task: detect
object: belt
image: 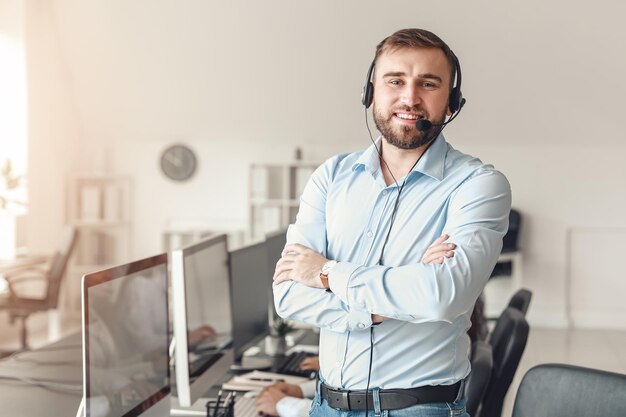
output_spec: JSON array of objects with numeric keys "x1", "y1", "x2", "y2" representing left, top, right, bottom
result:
[{"x1": 320, "y1": 381, "x2": 462, "y2": 411}]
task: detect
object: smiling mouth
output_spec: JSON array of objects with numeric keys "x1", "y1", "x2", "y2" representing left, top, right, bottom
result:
[{"x1": 394, "y1": 112, "x2": 425, "y2": 122}]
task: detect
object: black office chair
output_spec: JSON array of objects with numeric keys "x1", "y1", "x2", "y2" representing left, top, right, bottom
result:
[
  {"x1": 502, "y1": 209, "x2": 521, "y2": 253},
  {"x1": 507, "y1": 288, "x2": 532, "y2": 317},
  {"x1": 465, "y1": 341, "x2": 493, "y2": 417},
  {"x1": 0, "y1": 226, "x2": 78, "y2": 350},
  {"x1": 477, "y1": 307, "x2": 529, "y2": 417},
  {"x1": 512, "y1": 364, "x2": 626, "y2": 417}
]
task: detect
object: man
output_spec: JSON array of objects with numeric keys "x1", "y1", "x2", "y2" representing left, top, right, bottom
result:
[{"x1": 272, "y1": 28, "x2": 511, "y2": 417}]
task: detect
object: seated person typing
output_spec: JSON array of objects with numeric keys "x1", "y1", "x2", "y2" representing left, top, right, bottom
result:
[{"x1": 256, "y1": 357, "x2": 319, "y2": 417}]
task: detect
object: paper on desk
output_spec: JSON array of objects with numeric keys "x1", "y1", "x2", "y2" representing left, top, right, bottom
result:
[{"x1": 222, "y1": 370, "x2": 309, "y2": 391}]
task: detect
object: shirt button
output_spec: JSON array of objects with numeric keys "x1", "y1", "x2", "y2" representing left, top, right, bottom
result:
[
  {"x1": 367, "y1": 231, "x2": 373, "y2": 238},
  {"x1": 382, "y1": 190, "x2": 388, "y2": 196},
  {"x1": 357, "y1": 323, "x2": 366, "y2": 329}
]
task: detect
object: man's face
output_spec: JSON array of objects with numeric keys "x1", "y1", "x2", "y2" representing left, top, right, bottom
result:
[{"x1": 372, "y1": 47, "x2": 452, "y2": 150}]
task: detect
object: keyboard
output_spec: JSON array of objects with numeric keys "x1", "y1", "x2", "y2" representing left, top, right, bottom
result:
[
  {"x1": 235, "y1": 395, "x2": 256, "y2": 417},
  {"x1": 275, "y1": 351, "x2": 317, "y2": 379}
]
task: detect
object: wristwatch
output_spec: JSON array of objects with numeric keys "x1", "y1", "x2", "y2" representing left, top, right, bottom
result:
[{"x1": 320, "y1": 260, "x2": 337, "y2": 290}]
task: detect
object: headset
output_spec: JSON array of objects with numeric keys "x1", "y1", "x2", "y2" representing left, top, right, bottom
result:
[{"x1": 361, "y1": 49, "x2": 465, "y2": 116}]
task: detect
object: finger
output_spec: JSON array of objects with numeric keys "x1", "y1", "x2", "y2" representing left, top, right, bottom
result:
[
  {"x1": 282, "y1": 243, "x2": 304, "y2": 256},
  {"x1": 422, "y1": 248, "x2": 455, "y2": 263},
  {"x1": 273, "y1": 261, "x2": 293, "y2": 280},
  {"x1": 422, "y1": 250, "x2": 455, "y2": 264},
  {"x1": 428, "y1": 234, "x2": 449, "y2": 248},
  {"x1": 273, "y1": 272, "x2": 292, "y2": 285},
  {"x1": 425, "y1": 242, "x2": 456, "y2": 255},
  {"x1": 422, "y1": 243, "x2": 455, "y2": 260}
]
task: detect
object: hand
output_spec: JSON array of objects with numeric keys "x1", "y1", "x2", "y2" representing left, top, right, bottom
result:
[
  {"x1": 371, "y1": 314, "x2": 392, "y2": 324},
  {"x1": 187, "y1": 325, "x2": 216, "y2": 346},
  {"x1": 421, "y1": 234, "x2": 456, "y2": 264},
  {"x1": 265, "y1": 381, "x2": 304, "y2": 398},
  {"x1": 255, "y1": 386, "x2": 295, "y2": 416},
  {"x1": 299, "y1": 356, "x2": 320, "y2": 372},
  {"x1": 273, "y1": 244, "x2": 328, "y2": 288}
]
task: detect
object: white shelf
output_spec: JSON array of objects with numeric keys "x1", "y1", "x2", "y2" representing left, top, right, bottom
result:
[
  {"x1": 64, "y1": 175, "x2": 133, "y2": 312},
  {"x1": 248, "y1": 161, "x2": 319, "y2": 239}
]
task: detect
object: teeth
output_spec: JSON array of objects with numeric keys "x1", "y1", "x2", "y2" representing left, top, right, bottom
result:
[{"x1": 396, "y1": 113, "x2": 420, "y2": 120}]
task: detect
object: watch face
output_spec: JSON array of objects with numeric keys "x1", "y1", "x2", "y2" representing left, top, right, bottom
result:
[{"x1": 160, "y1": 144, "x2": 197, "y2": 181}]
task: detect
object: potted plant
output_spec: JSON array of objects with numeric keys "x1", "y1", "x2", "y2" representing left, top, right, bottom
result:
[{"x1": 265, "y1": 317, "x2": 294, "y2": 356}]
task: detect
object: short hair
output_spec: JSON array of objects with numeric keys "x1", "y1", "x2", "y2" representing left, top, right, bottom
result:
[{"x1": 374, "y1": 28, "x2": 457, "y2": 88}]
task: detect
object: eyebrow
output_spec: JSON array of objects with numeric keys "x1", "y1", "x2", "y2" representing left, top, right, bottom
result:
[{"x1": 382, "y1": 72, "x2": 443, "y2": 83}]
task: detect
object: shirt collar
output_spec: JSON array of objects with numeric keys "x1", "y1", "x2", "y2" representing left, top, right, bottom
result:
[{"x1": 352, "y1": 134, "x2": 447, "y2": 182}]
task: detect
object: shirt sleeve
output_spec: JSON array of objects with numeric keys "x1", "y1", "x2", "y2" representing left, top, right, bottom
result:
[
  {"x1": 298, "y1": 380, "x2": 317, "y2": 398},
  {"x1": 273, "y1": 156, "x2": 373, "y2": 333},
  {"x1": 276, "y1": 396, "x2": 314, "y2": 417},
  {"x1": 328, "y1": 168, "x2": 512, "y2": 323}
]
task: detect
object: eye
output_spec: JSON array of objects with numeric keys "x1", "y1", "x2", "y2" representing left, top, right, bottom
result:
[
  {"x1": 388, "y1": 79, "x2": 403, "y2": 86},
  {"x1": 421, "y1": 81, "x2": 438, "y2": 89}
]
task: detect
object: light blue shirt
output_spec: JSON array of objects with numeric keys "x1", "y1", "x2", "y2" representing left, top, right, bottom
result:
[{"x1": 273, "y1": 135, "x2": 511, "y2": 390}]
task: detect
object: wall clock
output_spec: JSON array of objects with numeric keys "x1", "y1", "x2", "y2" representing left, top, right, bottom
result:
[{"x1": 160, "y1": 144, "x2": 197, "y2": 182}]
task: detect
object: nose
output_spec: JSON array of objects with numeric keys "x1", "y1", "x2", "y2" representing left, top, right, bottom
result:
[{"x1": 400, "y1": 85, "x2": 421, "y2": 107}]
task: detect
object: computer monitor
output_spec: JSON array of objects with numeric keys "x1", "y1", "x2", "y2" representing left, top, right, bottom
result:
[
  {"x1": 82, "y1": 254, "x2": 171, "y2": 417},
  {"x1": 265, "y1": 229, "x2": 286, "y2": 325},
  {"x1": 171, "y1": 234, "x2": 234, "y2": 408},
  {"x1": 229, "y1": 240, "x2": 273, "y2": 365},
  {"x1": 265, "y1": 229, "x2": 286, "y2": 278}
]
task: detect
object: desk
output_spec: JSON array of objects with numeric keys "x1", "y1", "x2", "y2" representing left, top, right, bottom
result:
[
  {"x1": 0, "y1": 332, "x2": 82, "y2": 416},
  {"x1": 0, "y1": 329, "x2": 320, "y2": 417}
]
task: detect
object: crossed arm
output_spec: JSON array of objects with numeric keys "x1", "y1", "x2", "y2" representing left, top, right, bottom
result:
[{"x1": 273, "y1": 235, "x2": 456, "y2": 324}]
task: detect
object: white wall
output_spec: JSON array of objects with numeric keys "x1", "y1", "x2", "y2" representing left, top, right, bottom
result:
[
  {"x1": 24, "y1": 0, "x2": 82, "y2": 253},
  {"x1": 23, "y1": 0, "x2": 626, "y2": 328}
]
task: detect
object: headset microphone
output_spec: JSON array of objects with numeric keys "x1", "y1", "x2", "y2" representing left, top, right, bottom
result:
[{"x1": 414, "y1": 97, "x2": 466, "y2": 131}]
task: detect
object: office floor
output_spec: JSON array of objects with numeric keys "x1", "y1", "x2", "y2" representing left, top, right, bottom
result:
[{"x1": 1, "y1": 312, "x2": 625, "y2": 417}]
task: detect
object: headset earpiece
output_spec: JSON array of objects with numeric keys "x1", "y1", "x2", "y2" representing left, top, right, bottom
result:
[
  {"x1": 449, "y1": 87, "x2": 462, "y2": 114},
  {"x1": 448, "y1": 51, "x2": 464, "y2": 114},
  {"x1": 361, "y1": 61, "x2": 375, "y2": 108}
]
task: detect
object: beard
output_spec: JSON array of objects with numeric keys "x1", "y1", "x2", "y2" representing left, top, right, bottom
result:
[{"x1": 373, "y1": 105, "x2": 447, "y2": 150}]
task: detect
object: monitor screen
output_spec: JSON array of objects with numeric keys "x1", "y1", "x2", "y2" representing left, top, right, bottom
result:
[
  {"x1": 265, "y1": 229, "x2": 286, "y2": 324},
  {"x1": 229, "y1": 240, "x2": 273, "y2": 361},
  {"x1": 82, "y1": 254, "x2": 171, "y2": 417},
  {"x1": 265, "y1": 229, "x2": 286, "y2": 276},
  {"x1": 171, "y1": 234, "x2": 234, "y2": 408}
]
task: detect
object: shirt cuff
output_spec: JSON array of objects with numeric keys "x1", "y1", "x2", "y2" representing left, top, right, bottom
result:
[
  {"x1": 276, "y1": 396, "x2": 314, "y2": 417},
  {"x1": 298, "y1": 379, "x2": 317, "y2": 398},
  {"x1": 328, "y1": 261, "x2": 360, "y2": 306}
]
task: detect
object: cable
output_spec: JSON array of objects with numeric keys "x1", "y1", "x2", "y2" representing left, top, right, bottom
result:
[
  {"x1": 361, "y1": 106, "x2": 448, "y2": 416},
  {"x1": 364, "y1": 326, "x2": 375, "y2": 416},
  {"x1": 363, "y1": 108, "x2": 436, "y2": 265}
]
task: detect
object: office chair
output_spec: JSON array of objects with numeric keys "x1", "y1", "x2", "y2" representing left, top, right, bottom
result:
[
  {"x1": 502, "y1": 208, "x2": 521, "y2": 253},
  {"x1": 0, "y1": 226, "x2": 78, "y2": 350},
  {"x1": 477, "y1": 307, "x2": 529, "y2": 417},
  {"x1": 507, "y1": 288, "x2": 532, "y2": 317},
  {"x1": 512, "y1": 364, "x2": 626, "y2": 417},
  {"x1": 465, "y1": 340, "x2": 493, "y2": 417}
]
